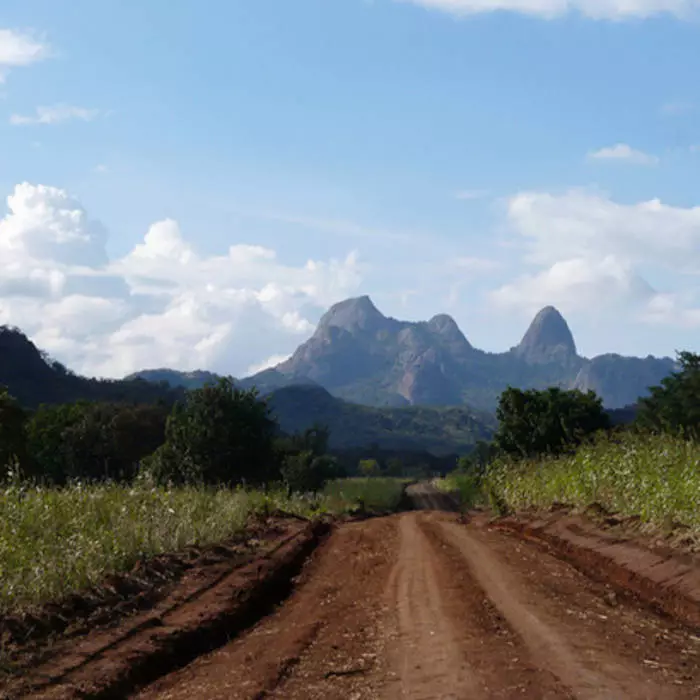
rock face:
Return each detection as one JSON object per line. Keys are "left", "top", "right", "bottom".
{"left": 514, "top": 306, "right": 578, "bottom": 366}
{"left": 573, "top": 354, "right": 677, "bottom": 410}
{"left": 251, "top": 296, "right": 676, "bottom": 411}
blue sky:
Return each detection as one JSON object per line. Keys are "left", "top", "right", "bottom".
{"left": 0, "top": 0, "right": 699, "bottom": 378}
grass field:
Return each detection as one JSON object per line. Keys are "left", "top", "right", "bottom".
{"left": 0, "top": 476, "right": 409, "bottom": 615}
{"left": 0, "top": 482, "right": 334, "bottom": 614}
{"left": 485, "top": 432, "right": 700, "bottom": 531}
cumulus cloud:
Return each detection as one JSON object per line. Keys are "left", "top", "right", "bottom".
{"left": 10, "top": 104, "right": 101, "bottom": 126}
{"left": 395, "top": 0, "right": 698, "bottom": 19}
{"left": 490, "top": 189, "right": 700, "bottom": 326}
{"left": 587, "top": 143, "right": 658, "bottom": 165}
{"left": 246, "top": 354, "right": 292, "bottom": 376}
{"left": 0, "top": 29, "right": 48, "bottom": 81}
{"left": 0, "top": 183, "right": 363, "bottom": 378}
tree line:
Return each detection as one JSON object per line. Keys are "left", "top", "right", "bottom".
{"left": 1, "top": 350, "right": 697, "bottom": 490}
{"left": 0, "top": 378, "right": 341, "bottom": 493}
{"left": 455, "top": 350, "right": 700, "bottom": 477}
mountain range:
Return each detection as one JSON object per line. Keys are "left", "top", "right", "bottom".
{"left": 0, "top": 324, "right": 491, "bottom": 455}
{"left": 132, "top": 296, "right": 676, "bottom": 412}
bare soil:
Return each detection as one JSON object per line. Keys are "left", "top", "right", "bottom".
{"left": 5, "top": 486, "right": 700, "bottom": 699}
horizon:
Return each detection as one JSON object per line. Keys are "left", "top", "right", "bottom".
{"left": 1, "top": 1, "right": 698, "bottom": 378}
{"left": 2, "top": 294, "right": 677, "bottom": 383}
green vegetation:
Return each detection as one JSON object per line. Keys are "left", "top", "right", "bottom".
{"left": 144, "top": 379, "right": 278, "bottom": 486}
{"left": 495, "top": 386, "right": 610, "bottom": 458}
{"left": 323, "top": 477, "right": 408, "bottom": 513}
{"left": 0, "top": 480, "right": 332, "bottom": 613}
{"left": 268, "top": 384, "right": 495, "bottom": 454}
{"left": 434, "top": 472, "right": 483, "bottom": 509}
{"left": 486, "top": 432, "right": 700, "bottom": 530}
{"left": 480, "top": 353, "right": 700, "bottom": 528}
{"left": 637, "top": 350, "right": 700, "bottom": 439}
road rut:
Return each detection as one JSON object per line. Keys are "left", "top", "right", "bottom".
{"left": 22, "top": 486, "right": 700, "bottom": 699}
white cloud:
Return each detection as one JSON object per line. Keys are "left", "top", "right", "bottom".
{"left": 491, "top": 189, "right": 700, "bottom": 326}
{"left": 245, "top": 354, "right": 291, "bottom": 376}
{"left": 10, "top": 104, "right": 101, "bottom": 126}
{"left": 0, "top": 29, "right": 48, "bottom": 81}
{"left": 94, "top": 164, "right": 109, "bottom": 174}
{"left": 587, "top": 143, "right": 658, "bottom": 165}
{"left": 396, "top": 0, "right": 698, "bottom": 19}
{"left": 0, "top": 183, "right": 363, "bottom": 378}
{"left": 491, "top": 256, "right": 653, "bottom": 313}
{"left": 506, "top": 189, "right": 700, "bottom": 267}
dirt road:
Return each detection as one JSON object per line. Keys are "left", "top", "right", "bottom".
{"left": 131, "top": 486, "right": 700, "bottom": 700}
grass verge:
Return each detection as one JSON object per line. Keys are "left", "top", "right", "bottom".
{"left": 485, "top": 432, "right": 700, "bottom": 530}
{"left": 0, "top": 482, "right": 330, "bottom": 615}
{"left": 434, "top": 472, "right": 483, "bottom": 510}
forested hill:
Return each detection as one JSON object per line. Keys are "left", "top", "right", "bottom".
{"left": 0, "top": 326, "right": 183, "bottom": 408}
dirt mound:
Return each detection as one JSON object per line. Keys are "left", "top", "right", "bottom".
{"left": 1, "top": 517, "right": 330, "bottom": 700}
{"left": 493, "top": 510, "right": 700, "bottom": 628}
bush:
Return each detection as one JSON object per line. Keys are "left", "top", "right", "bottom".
{"left": 281, "top": 451, "right": 338, "bottom": 494}
{"left": 637, "top": 351, "right": 700, "bottom": 439}
{"left": 144, "top": 379, "right": 278, "bottom": 486}
{"left": 495, "top": 387, "right": 609, "bottom": 458}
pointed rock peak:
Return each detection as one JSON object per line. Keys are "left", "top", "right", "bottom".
{"left": 428, "top": 313, "right": 458, "bottom": 333}
{"left": 316, "top": 295, "right": 387, "bottom": 335}
{"left": 515, "top": 306, "right": 577, "bottom": 363}
{"left": 427, "top": 314, "right": 473, "bottom": 348}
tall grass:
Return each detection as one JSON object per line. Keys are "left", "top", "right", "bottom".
{"left": 486, "top": 432, "right": 700, "bottom": 530}
{"left": 434, "top": 472, "right": 483, "bottom": 509}
{"left": 0, "top": 481, "right": 328, "bottom": 614}
{"left": 323, "top": 477, "right": 408, "bottom": 512}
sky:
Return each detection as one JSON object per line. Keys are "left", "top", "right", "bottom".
{"left": 0, "top": 0, "right": 699, "bottom": 379}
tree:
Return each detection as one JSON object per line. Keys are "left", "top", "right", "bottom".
{"left": 0, "top": 386, "right": 27, "bottom": 472}
{"left": 636, "top": 351, "right": 700, "bottom": 439}
{"left": 495, "top": 387, "right": 609, "bottom": 458}
{"left": 456, "top": 440, "right": 497, "bottom": 476}
{"left": 26, "top": 402, "right": 169, "bottom": 484}
{"left": 281, "top": 450, "right": 337, "bottom": 494}
{"left": 143, "top": 379, "right": 278, "bottom": 486}
{"left": 358, "top": 458, "right": 381, "bottom": 477}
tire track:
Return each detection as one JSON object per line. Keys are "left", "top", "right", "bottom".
{"left": 427, "top": 513, "right": 692, "bottom": 699}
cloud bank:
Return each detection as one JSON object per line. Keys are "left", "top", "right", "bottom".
{"left": 491, "top": 188, "right": 700, "bottom": 327}
{"left": 0, "top": 183, "right": 362, "bottom": 378}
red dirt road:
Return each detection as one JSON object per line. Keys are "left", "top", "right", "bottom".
{"left": 133, "top": 495, "right": 700, "bottom": 699}
{"left": 11, "top": 486, "right": 700, "bottom": 699}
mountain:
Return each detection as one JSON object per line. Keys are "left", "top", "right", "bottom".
{"left": 125, "top": 368, "right": 221, "bottom": 390}
{"left": 0, "top": 326, "right": 183, "bottom": 409}
{"left": 267, "top": 384, "right": 495, "bottom": 455}
{"left": 248, "top": 296, "right": 676, "bottom": 411}
{"left": 573, "top": 354, "right": 675, "bottom": 410}
{"left": 513, "top": 306, "right": 578, "bottom": 367}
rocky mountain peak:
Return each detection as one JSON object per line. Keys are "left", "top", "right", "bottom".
{"left": 427, "top": 314, "right": 473, "bottom": 351}
{"left": 315, "top": 295, "right": 389, "bottom": 336}
{"left": 514, "top": 306, "right": 577, "bottom": 365}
